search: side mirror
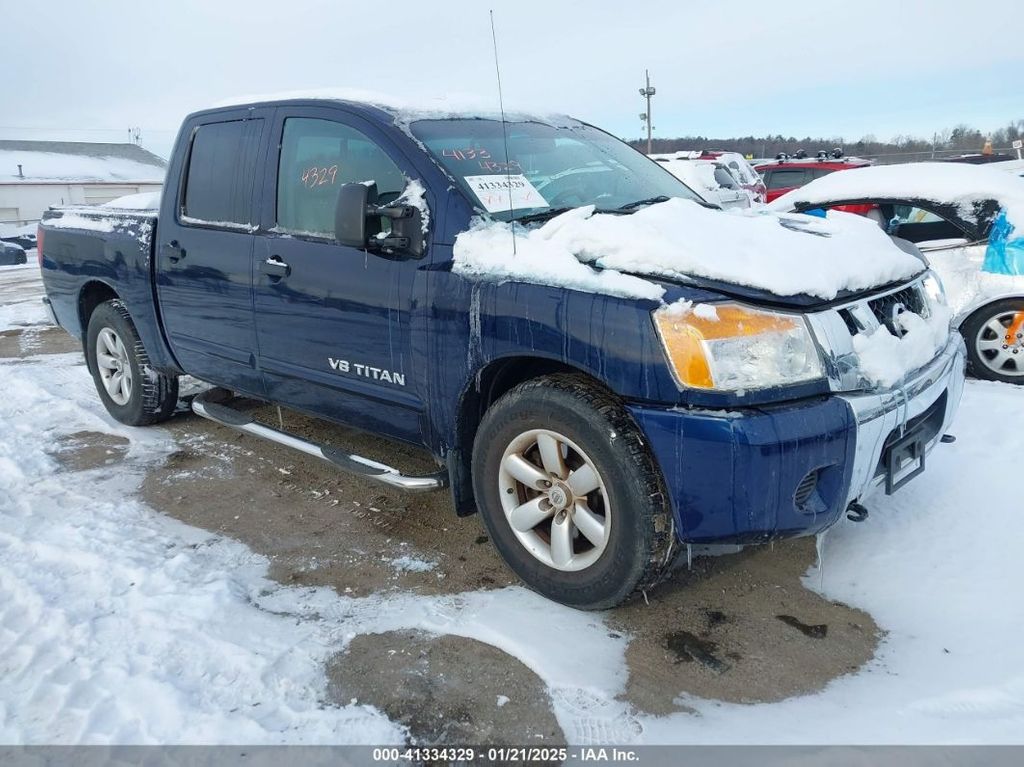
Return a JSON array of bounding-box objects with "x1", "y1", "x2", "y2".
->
[
  {"x1": 334, "y1": 182, "x2": 374, "y2": 249},
  {"x1": 334, "y1": 181, "x2": 426, "y2": 258},
  {"x1": 381, "y1": 203, "x2": 425, "y2": 258}
]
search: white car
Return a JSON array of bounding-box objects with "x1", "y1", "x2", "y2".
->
[
  {"x1": 656, "y1": 158, "x2": 751, "y2": 209},
  {"x1": 771, "y1": 162, "x2": 1024, "y2": 384},
  {"x1": 652, "y1": 150, "x2": 765, "y2": 202}
]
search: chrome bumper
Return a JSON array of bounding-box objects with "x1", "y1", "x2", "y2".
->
[{"x1": 838, "y1": 333, "x2": 966, "y2": 506}]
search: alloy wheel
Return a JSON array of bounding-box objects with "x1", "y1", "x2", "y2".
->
[
  {"x1": 975, "y1": 310, "x2": 1024, "y2": 378},
  {"x1": 497, "y1": 428, "x2": 611, "y2": 572},
  {"x1": 95, "y1": 327, "x2": 133, "y2": 405}
]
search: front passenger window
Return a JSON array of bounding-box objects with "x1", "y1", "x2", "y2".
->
[{"x1": 276, "y1": 118, "x2": 406, "y2": 238}]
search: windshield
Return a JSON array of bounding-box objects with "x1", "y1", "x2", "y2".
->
[{"x1": 409, "y1": 118, "x2": 705, "y2": 221}]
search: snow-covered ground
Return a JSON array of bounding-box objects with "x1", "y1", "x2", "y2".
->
[{"x1": 1, "y1": 262, "x2": 1022, "y2": 744}]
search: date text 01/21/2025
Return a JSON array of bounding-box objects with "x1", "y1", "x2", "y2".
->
[{"x1": 371, "y1": 746, "x2": 640, "y2": 762}]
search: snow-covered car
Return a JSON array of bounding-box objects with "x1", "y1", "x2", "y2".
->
[
  {"x1": 655, "y1": 158, "x2": 751, "y2": 209},
  {"x1": 711, "y1": 151, "x2": 767, "y2": 203},
  {"x1": 652, "y1": 150, "x2": 765, "y2": 202},
  {"x1": 0, "y1": 241, "x2": 27, "y2": 265},
  {"x1": 771, "y1": 162, "x2": 1024, "y2": 384},
  {"x1": 0, "y1": 222, "x2": 37, "y2": 251}
]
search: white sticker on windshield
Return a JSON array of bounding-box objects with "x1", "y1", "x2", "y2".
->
[{"x1": 463, "y1": 174, "x2": 548, "y2": 213}]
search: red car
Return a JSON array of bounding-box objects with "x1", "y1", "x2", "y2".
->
[{"x1": 755, "y1": 151, "x2": 872, "y2": 203}]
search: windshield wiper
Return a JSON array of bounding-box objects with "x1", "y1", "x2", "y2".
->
[
  {"x1": 617, "y1": 195, "x2": 671, "y2": 211},
  {"x1": 514, "y1": 207, "x2": 575, "y2": 224},
  {"x1": 616, "y1": 195, "x2": 721, "y2": 212}
]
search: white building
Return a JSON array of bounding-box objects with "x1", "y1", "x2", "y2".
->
[{"x1": 0, "y1": 140, "x2": 166, "y2": 226}]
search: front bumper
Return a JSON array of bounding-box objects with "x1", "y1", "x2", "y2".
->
[
  {"x1": 627, "y1": 333, "x2": 966, "y2": 544},
  {"x1": 839, "y1": 332, "x2": 965, "y2": 508}
]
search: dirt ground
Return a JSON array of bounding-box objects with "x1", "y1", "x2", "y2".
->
[{"x1": 4, "y1": 267, "x2": 880, "y2": 744}]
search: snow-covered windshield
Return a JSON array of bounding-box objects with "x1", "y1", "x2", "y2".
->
[{"x1": 410, "y1": 119, "x2": 703, "y2": 221}]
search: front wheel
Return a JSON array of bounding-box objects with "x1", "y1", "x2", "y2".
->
[
  {"x1": 86, "y1": 299, "x2": 179, "y2": 425},
  {"x1": 472, "y1": 374, "x2": 676, "y2": 610},
  {"x1": 961, "y1": 299, "x2": 1024, "y2": 384}
]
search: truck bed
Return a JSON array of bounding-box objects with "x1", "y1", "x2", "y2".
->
[{"x1": 39, "y1": 206, "x2": 177, "y2": 372}]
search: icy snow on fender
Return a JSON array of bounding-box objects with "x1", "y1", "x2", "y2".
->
[{"x1": 453, "y1": 199, "x2": 924, "y2": 301}]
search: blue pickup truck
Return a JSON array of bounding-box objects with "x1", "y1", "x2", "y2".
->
[{"x1": 38, "y1": 95, "x2": 965, "y2": 609}]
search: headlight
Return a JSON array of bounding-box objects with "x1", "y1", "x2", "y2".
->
[
  {"x1": 922, "y1": 271, "x2": 947, "y2": 307},
  {"x1": 653, "y1": 302, "x2": 824, "y2": 391}
]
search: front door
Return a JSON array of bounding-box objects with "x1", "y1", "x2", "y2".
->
[
  {"x1": 156, "y1": 111, "x2": 269, "y2": 395},
  {"x1": 252, "y1": 109, "x2": 428, "y2": 443}
]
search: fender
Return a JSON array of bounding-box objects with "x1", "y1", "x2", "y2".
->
[{"x1": 952, "y1": 290, "x2": 1024, "y2": 328}]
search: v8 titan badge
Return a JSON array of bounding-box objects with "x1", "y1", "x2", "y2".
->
[{"x1": 463, "y1": 174, "x2": 548, "y2": 213}]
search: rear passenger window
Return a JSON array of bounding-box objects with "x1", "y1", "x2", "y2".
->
[
  {"x1": 276, "y1": 118, "x2": 406, "y2": 238},
  {"x1": 766, "y1": 169, "x2": 809, "y2": 190},
  {"x1": 183, "y1": 120, "x2": 262, "y2": 227}
]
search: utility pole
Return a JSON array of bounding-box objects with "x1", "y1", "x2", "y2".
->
[{"x1": 639, "y1": 70, "x2": 655, "y2": 155}]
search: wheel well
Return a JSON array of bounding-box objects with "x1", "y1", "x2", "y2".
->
[
  {"x1": 78, "y1": 281, "x2": 119, "y2": 334},
  {"x1": 956, "y1": 295, "x2": 1024, "y2": 330},
  {"x1": 449, "y1": 357, "x2": 607, "y2": 517}
]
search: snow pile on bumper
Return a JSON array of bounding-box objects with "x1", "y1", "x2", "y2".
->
[{"x1": 853, "y1": 304, "x2": 955, "y2": 387}]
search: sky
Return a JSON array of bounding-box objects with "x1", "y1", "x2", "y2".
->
[{"x1": 2, "y1": 0, "x2": 1023, "y2": 159}]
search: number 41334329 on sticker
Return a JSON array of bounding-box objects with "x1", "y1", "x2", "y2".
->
[{"x1": 463, "y1": 174, "x2": 549, "y2": 214}]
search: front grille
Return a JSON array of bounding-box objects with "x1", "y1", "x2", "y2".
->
[
  {"x1": 867, "y1": 285, "x2": 927, "y2": 335},
  {"x1": 794, "y1": 469, "x2": 820, "y2": 509}
]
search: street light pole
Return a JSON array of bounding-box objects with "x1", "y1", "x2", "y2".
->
[{"x1": 639, "y1": 70, "x2": 655, "y2": 155}]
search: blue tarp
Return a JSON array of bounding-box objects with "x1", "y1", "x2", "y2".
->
[{"x1": 983, "y1": 209, "x2": 1024, "y2": 276}]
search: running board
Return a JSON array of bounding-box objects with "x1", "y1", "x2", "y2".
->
[{"x1": 190, "y1": 390, "x2": 447, "y2": 493}]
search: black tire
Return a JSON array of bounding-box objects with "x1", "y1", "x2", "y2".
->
[
  {"x1": 961, "y1": 298, "x2": 1024, "y2": 385},
  {"x1": 86, "y1": 299, "x2": 179, "y2": 425},
  {"x1": 472, "y1": 373, "x2": 676, "y2": 610}
]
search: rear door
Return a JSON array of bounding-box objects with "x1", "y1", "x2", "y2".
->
[
  {"x1": 157, "y1": 110, "x2": 271, "y2": 395},
  {"x1": 251, "y1": 106, "x2": 429, "y2": 443}
]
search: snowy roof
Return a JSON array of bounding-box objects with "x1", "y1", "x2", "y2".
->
[
  {"x1": 659, "y1": 159, "x2": 726, "y2": 194},
  {"x1": 214, "y1": 87, "x2": 565, "y2": 125},
  {"x1": 770, "y1": 162, "x2": 1024, "y2": 229},
  {"x1": 0, "y1": 140, "x2": 167, "y2": 184}
]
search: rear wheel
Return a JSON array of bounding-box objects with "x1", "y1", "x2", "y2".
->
[
  {"x1": 86, "y1": 299, "x2": 179, "y2": 425},
  {"x1": 472, "y1": 374, "x2": 676, "y2": 610},
  {"x1": 962, "y1": 299, "x2": 1024, "y2": 384}
]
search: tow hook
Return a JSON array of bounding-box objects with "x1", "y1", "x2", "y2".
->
[
  {"x1": 846, "y1": 501, "x2": 869, "y2": 523},
  {"x1": 941, "y1": 434, "x2": 956, "y2": 444}
]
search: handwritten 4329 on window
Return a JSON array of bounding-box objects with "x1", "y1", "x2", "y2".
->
[{"x1": 301, "y1": 165, "x2": 338, "y2": 188}]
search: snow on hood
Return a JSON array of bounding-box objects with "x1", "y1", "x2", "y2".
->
[
  {"x1": 770, "y1": 162, "x2": 1024, "y2": 229},
  {"x1": 453, "y1": 199, "x2": 924, "y2": 301}
]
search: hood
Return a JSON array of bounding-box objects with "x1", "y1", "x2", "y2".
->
[{"x1": 452, "y1": 198, "x2": 925, "y2": 305}]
